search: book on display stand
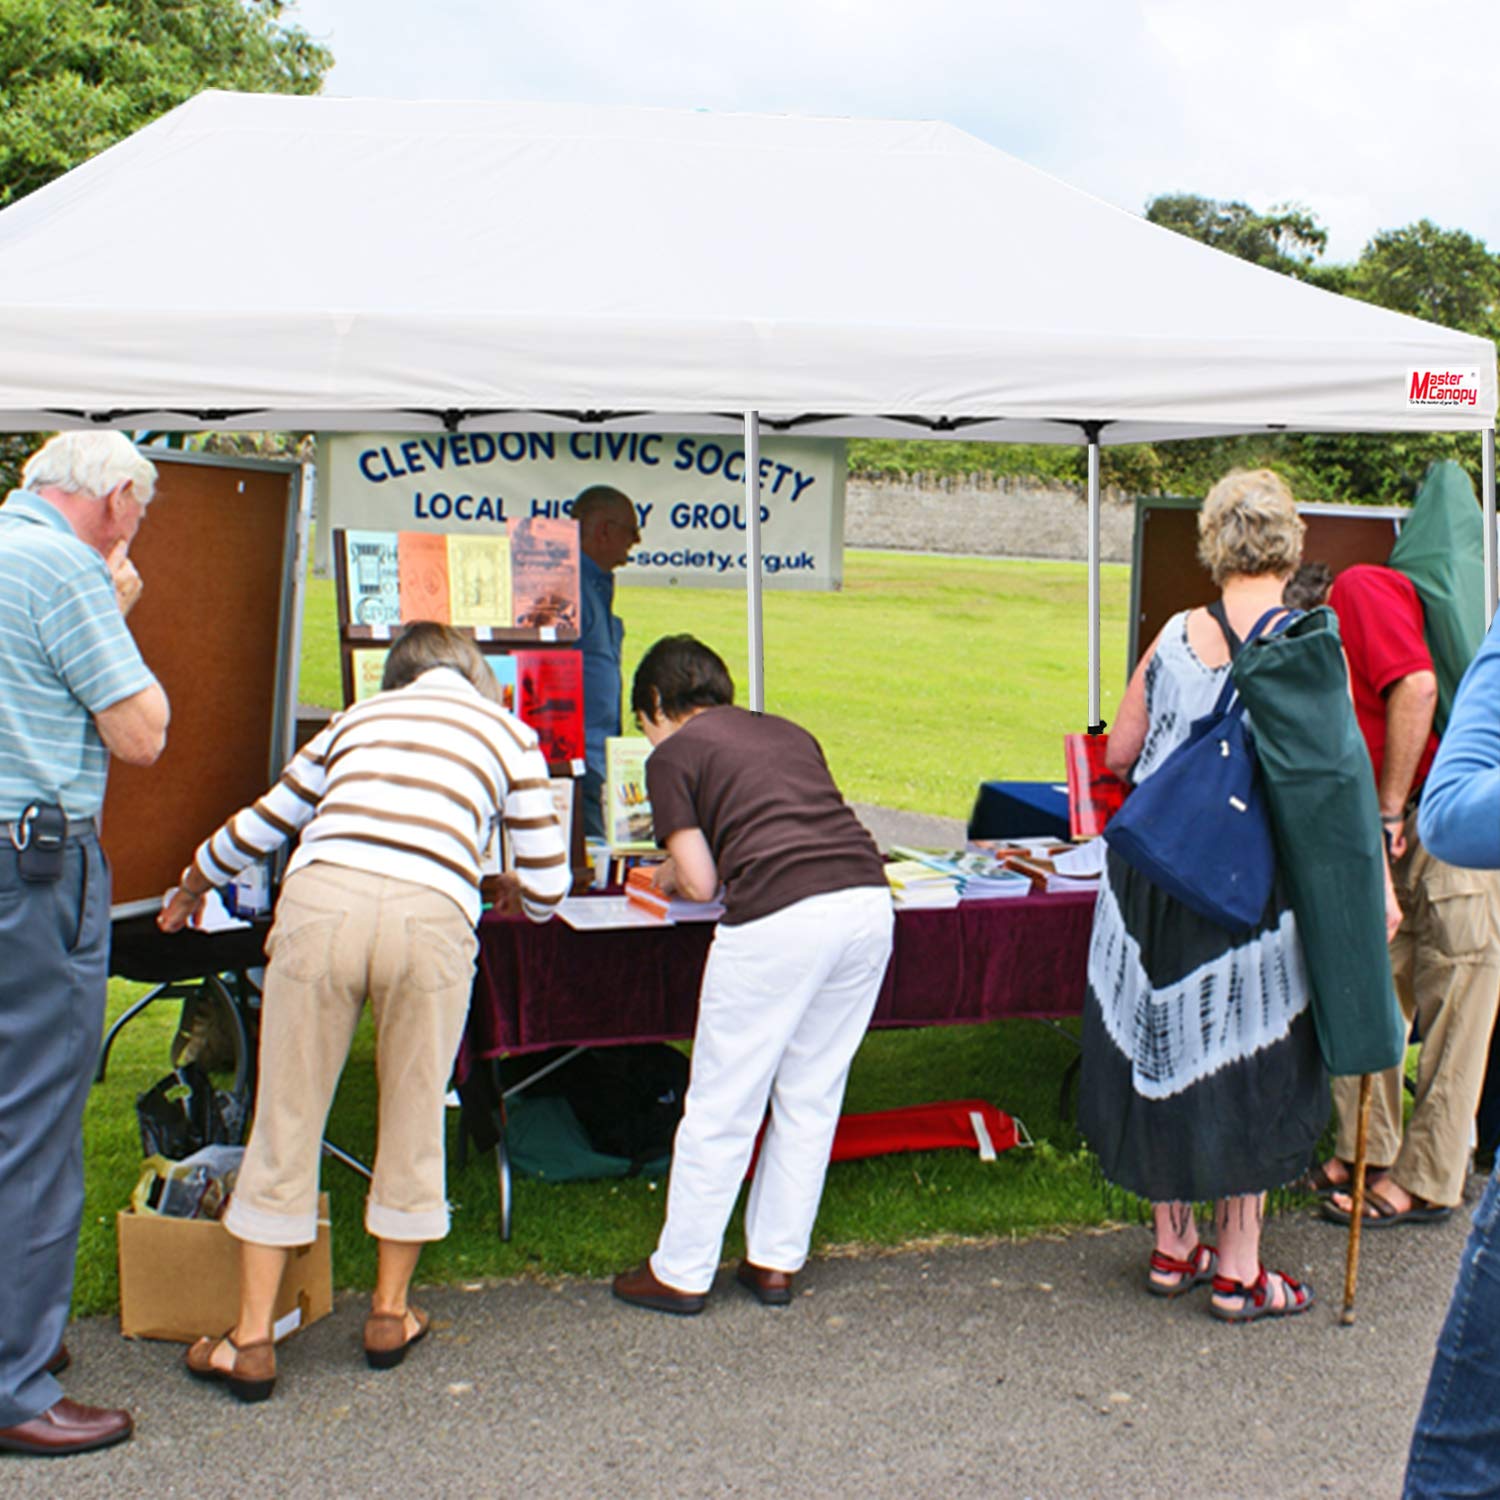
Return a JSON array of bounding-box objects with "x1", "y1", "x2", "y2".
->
[{"x1": 332, "y1": 523, "x2": 592, "y2": 891}]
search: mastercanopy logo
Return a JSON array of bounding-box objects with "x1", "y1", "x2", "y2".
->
[{"x1": 1406, "y1": 368, "x2": 1481, "y2": 408}]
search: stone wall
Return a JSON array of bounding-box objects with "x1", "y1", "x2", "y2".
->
[{"x1": 845, "y1": 473, "x2": 1135, "y2": 563}]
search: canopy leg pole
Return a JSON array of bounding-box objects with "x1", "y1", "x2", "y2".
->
[
  {"x1": 1484, "y1": 427, "x2": 1496, "y2": 624},
  {"x1": 744, "y1": 411, "x2": 766, "y2": 712},
  {"x1": 1085, "y1": 424, "x2": 1105, "y2": 735}
]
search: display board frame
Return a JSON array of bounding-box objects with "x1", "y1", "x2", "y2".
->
[
  {"x1": 1128, "y1": 496, "x2": 1410, "y2": 676},
  {"x1": 103, "y1": 450, "x2": 307, "y2": 917}
]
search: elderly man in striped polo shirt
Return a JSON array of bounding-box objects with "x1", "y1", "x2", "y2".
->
[{"x1": 0, "y1": 433, "x2": 169, "y2": 1458}]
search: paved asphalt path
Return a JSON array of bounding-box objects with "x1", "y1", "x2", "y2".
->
[{"x1": 6, "y1": 1190, "x2": 1473, "y2": 1498}]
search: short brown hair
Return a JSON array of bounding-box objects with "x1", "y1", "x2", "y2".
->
[
  {"x1": 1197, "y1": 469, "x2": 1305, "y2": 586},
  {"x1": 631, "y1": 635, "x2": 734, "y2": 721},
  {"x1": 382, "y1": 621, "x2": 505, "y2": 705}
]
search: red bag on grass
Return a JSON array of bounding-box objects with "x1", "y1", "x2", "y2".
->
[{"x1": 747, "y1": 1100, "x2": 1022, "y2": 1177}]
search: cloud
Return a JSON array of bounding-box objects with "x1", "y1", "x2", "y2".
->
[{"x1": 289, "y1": 0, "x2": 1500, "y2": 262}]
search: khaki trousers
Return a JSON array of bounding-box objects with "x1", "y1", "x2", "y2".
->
[
  {"x1": 223, "y1": 862, "x2": 477, "y2": 1247},
  {"x1": 1334, "y1": 825, "x2": 1500, "y2": 1207}
]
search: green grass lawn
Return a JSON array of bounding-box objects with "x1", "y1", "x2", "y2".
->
[{"x1": 82, "y1": 551, "x2": 1129, "y2": 1316}]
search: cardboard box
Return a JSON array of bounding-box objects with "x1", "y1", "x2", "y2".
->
[{"x1": 117, "y1": 1192, "x2": 332, "y2": 1343}]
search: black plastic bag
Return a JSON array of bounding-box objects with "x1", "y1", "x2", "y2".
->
[{"x1": 136, "y1": 1063, "x2": 239, "y2": 1159}]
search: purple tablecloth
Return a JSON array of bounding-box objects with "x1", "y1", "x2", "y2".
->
[{"x1": 460, "y1": 890, "x2": 1095, "y2": 1079}]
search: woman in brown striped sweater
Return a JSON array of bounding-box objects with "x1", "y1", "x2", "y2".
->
[{"x1": 158, "y1": 624, "x2": 570, "y2": 1401}]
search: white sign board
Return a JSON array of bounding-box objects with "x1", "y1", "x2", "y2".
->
[{"x1": 316, "y1": 431, "x2": 845, "y2": 590}]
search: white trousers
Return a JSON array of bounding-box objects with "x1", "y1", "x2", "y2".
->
[{"x1": 651, "y1": 886, "x2": 894, "y2": 1294}]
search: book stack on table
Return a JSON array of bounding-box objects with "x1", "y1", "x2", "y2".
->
[{"x1": 624, "y1": 865, "x2": 726, "y2": 923}]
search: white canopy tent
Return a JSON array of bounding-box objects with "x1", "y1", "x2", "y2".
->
[{"x1": 0, "y1": 91, "x2": 1493, "y2": 715}]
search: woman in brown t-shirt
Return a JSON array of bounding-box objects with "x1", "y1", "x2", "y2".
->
[{"x1": 612, "y1": 635, "x2": 894, "y2": 1315}]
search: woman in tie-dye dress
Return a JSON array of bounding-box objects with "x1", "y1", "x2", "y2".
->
[{"x1": 1080, "y1": 469, "x2": 1330, "y2": 1323}]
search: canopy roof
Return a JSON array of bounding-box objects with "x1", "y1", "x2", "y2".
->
[{"x1": 0, "y1": 91, "x2": 1492, "y2": 441}]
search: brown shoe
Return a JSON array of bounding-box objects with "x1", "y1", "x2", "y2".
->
[
  {"x1": 363, "y1": 1306, "x2": 430, "y2": 1370},
  {"x1": 184, "y1": 1331, "x2": 276, "y2": 1403},
  {"x1": 737, "y1": 1260, "x2": 795, "y2": 1306},
  {"x1": 0, "y1": 1397, "x2": 132, "y2": 1456},
  {"x1": 45, "y1": 1345, "x2": 70, "y2": 1377},
  {"x1": 612, "y1": 1261, "x2": 707, "y2": 1316}
]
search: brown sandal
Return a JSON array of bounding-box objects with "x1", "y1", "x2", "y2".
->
[
  {"x1": 184, "y1": 1331, "x2": 276, "y2": 1403},
  {"x1": 363, "y1": 1305, "x2": 430, "y2": 1370}
]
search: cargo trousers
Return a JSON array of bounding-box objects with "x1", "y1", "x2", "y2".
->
[{"x1": 1334, "y1": 823, "x2": 1500, "y2": 1208}]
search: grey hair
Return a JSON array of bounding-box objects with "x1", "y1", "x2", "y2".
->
[
  {"x1": 22, "y1": 432, "x2": 159, "y2": 506},
  {"x1": 1197, "y1": 469, "x2": 1305, "y2": 586}
]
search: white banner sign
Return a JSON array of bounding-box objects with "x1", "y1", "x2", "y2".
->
[{"x1": 316, "y1": 431, "x2": 845, "y2": 590}]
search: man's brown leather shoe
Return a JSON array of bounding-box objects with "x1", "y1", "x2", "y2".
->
[
  {"x1": 737, "y1": 1260, "x2": 795, "y2": 1306},
  {"x1": 0, "y1": 1398, "x2": 132, "y2": 1456},
  {"x1": 612, "y1": 1261, "x2": 706, "y2": 1315},
  {"x1": 45, "y1": 1345, "x2": 70, "y2": 1377}
]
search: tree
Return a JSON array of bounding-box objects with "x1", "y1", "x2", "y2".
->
[
  {"x1": 0, "y1": 0, "x2": 331, "y2": 209},
  {"x1": 1144, "y1": 193, "x2": 1329, "y2": 279},
  {"x1": 1348, "y1": 220, "x2": 1500, "y2": 341},
  {"x1": 0, "y1": 1, "x2": 332, "y2": 489}
]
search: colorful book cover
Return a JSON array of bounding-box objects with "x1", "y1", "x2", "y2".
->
[
  {"x1": 342, "y1": 530, "x2": 401, "y2": 627},
  {"x1": 350, "y1": 649, "x2": 389, "y2": 703},
  {"x1": 1063, "y1": 732, "x2": 1130, "y2": 840},
  {"x1": 447, "y1": 533, "x2": 512, "y2": 627},
  {"x1": 515, "y1": 649, "x2": 586, "y2": 765},
  {"x1": 604, "y1": 735, "x2": 656, "y2": 854},
  {"x1": 397, "y1": 531, "x2": 451, "y2": 624},
  {"x1": 486, "y1": 652, "x2": 518, "y2": 715},
  {"x1": 509, "y1": 516, "x2": 581, "y2": 635}
]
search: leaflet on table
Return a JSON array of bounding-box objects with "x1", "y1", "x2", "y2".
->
[
  {"x1": 887, "y1": 847, "x2": 1031, "y2": 899},
  {"x1": 556, "y1": 895, "x2": 679, "y2": 931},
  {"x1": 605, "y1": 736, "x2": 656, "y2": 853}
]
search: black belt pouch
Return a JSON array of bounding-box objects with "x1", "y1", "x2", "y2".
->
[{"x1": 15, "y1": 803, "x2": 67, "y2": 883}]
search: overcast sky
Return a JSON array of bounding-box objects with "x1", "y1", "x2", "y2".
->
[{"x1": 287, "y1": 0, "x2": 1500, "y2": 264}]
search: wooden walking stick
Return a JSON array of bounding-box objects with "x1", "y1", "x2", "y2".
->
[{"x1": 1340, "y1": 1073, "x2": 1375, "y2": 1325}]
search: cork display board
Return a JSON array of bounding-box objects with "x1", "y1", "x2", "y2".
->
[{"x1": 102, "y1": 453, "x2": 301, "y2": 912}]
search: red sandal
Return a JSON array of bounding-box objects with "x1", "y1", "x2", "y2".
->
[
  {"x1": 1209, "y1": 1266, "x2": 1314, "y2": 1323},
  {"x1": 1146, "y1": 1243, "x2": 1218, "y2": 1298}
]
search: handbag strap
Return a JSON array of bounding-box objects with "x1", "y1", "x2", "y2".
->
[{"x1": 1208, "y1": 605, "x2": 1296, "y2": 717}]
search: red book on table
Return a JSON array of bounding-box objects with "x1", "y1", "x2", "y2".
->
[{"x1": 1063, "y1": 732, "x2": 1129, "y2": 839}]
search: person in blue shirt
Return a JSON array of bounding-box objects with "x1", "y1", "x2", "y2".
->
[
  {"x1": 1405, "y1": 611, "x2": 1500, "y2": 1498},
  {"x1": 572, "y1": 485, "x2": 640, "y2": 837},
  {"x1": 0, "y1": 432, "x2": 169, "y2": 1459}
]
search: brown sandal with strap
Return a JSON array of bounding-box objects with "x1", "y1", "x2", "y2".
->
[
  {"x1": 184, "y1": 1331, "x2": 276, "y2": 1403},
  {"x1": 363, "y1": 1305, "x2": 430, "y2": 1370}
]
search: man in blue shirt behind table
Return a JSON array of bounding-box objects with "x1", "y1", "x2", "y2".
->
[
  {"x1": 0, "y1": 433, "x2": 169, "y2": 1458},
  {"x1": 572, "y1": 485, "x2": 641, "y2": 839}
]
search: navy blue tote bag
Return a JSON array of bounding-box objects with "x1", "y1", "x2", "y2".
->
[{"x1": 1103, "y1": 608, "x2": 1288, "y2": 932}]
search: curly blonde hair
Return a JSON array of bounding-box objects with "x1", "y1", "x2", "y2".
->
[{"x1": 1196, "y1": 469, "x2": 1305, "y2": 586}]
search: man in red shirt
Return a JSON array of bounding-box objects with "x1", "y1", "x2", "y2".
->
[{"x1": 1318, "y1": 564, "x2": 1500, "y2": 1225}]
